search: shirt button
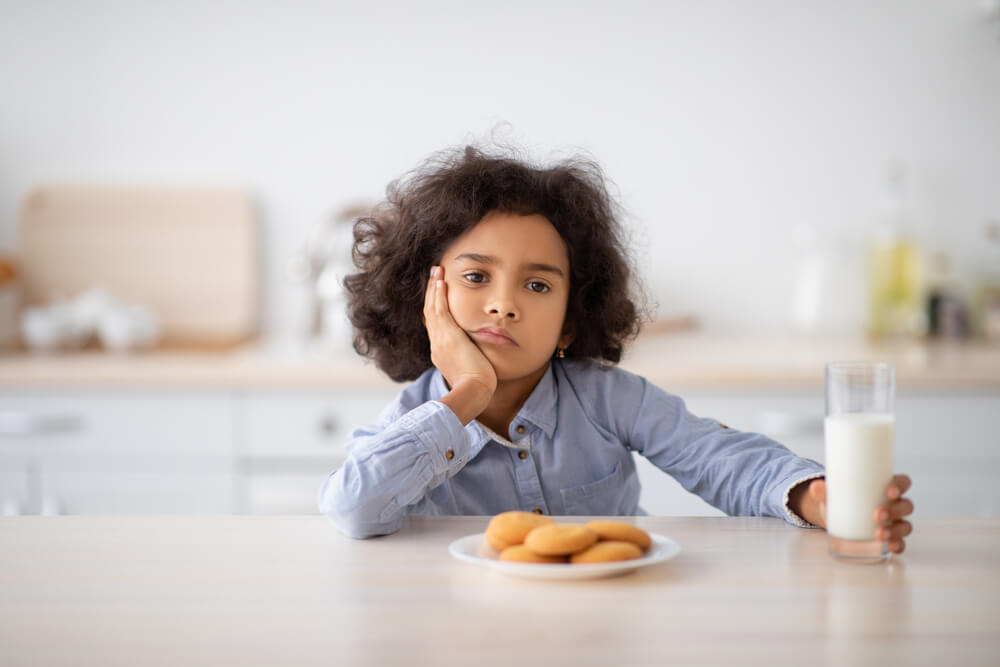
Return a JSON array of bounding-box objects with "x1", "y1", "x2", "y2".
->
[
  {"x1": 518, "y1": 450, "x2": 528, "y2": 460},
  {"x1": 515, "y1": 425, "x2": 526, "y2": 434},
  {"x1": 445, "y1": 449, "x2": 455, "y2": 461},
  {"x1": 532, "y1": 508, "x2": 543, "y2": 515}
]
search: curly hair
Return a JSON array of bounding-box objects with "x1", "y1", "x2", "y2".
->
[{"x1": 345, "y1": 144, "x2": 645, "y2": 382}]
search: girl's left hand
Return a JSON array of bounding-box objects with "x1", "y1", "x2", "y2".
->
[
  {"x1": 797, "y1": 474, "x2": 915, "y2": 554},
  {"x1": 872, "y1": 474, "x2": 915, "y2": 553}
]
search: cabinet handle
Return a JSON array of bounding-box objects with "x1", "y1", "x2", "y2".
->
[
  {"x1": 318, "y1": 415, "x2": 339, "y2": 439},
  {"x1": 0, "y1": 412, "x2": 85, "y2": 437},
  {"x1": 41, "y1": 496, "x2": 63, "y2": 516},
  {"x1": 2, "y1": 497, "x2": 23, "y2": 516}
]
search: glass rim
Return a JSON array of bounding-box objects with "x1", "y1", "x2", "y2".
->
[{"x1": 825, "y1": 360, "x2": 895, "y2": 373}]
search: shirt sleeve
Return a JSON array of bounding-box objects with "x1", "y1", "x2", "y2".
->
[
  {"x1": 782, "y1": 471, "x2": 827, "y2": 528},
  {"x1": 621, "y1": 373, "x2": 826, "y2": 524},
  {"x1": 317, "y1": 400, "x2": 470, "y2": 539}
]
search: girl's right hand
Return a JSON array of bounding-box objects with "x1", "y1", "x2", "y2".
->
[{"x1": 423, "y1": 266, "x2": 497, "y2": 424}]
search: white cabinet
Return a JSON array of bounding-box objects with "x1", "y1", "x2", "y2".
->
[
  {"x1": 0, "y1": 462, "x2": 30, "y2": 515},
  {"x1": 634, "y1": 388, "x2": 1000, "y2": 518},
  {"x1": 0, "y1": 387, "x2": 396, "y2": 516},
  {"x1": 2, "y1": 383, "x2": 995, "y2": 518},
  {"x1": 0, "y1": 391, "x2": 236, "y2": 515},
  {"x1": 234, "y1": 389, "x2": 392, "y2": 514}
]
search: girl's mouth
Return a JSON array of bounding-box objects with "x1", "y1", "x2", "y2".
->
[{"x1": 471, "y1": 327, "x2": 518, "y2": 346}]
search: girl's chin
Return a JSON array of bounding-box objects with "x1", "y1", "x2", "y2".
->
[{"x1": 488, "y1": 359, "x2": 553, "y2": 385}]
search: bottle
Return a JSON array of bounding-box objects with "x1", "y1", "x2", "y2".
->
[
  {"x1": 925, "y1": 249, "x2": 970, "y2": 340},
  {"x1": 0, "y1": 255, "x2": 17, "y2": 349},
  {"x1": 867, "y1": 160, "x2": 926, "y2": 339},
  {"x1": 973, "y1": 221, "x2": 1000, "y2": 343}
]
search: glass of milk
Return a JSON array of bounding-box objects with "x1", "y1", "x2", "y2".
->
[{"x1": 824, "y1": 361, "x2": 895, "y2": 561}]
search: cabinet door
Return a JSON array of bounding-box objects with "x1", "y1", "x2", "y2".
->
[
  {"x1": 0, "y1": 390, "x2": 235, "y2": 457},
  {"x1": 235, "y1": 389, "x2": 395, "y2": 514},
  {"x1": 41, "y1": 457, "x2": 234, "y2": 515},
  {"x1": 238, "y1": 390, "x2": 393, "y2": 460},
  {"x1": 0, "y1": 390, "x2": 236, "y2": 515},
  {"x1": 0, "y1": 461, "x2": 31, "y2": 516}
]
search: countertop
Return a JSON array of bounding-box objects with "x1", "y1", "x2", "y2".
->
[
  {"x1": 2, "y1": 334, "x2": 999, "y2": 390},
  {"x1": 0, "y1": 515, "x2": 997, "y2": 666}
]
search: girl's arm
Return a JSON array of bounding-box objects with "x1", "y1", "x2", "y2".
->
[
  {"x1": 425, "y1": 265, "x2": 496, "y2": 422},
  {"x1": 608, "y1": 370, "x2": 825, "y2": 522},
  {"x1": 319, "y1": 266, "x2": 496, "y2": 539},
  {"x1": 317, "y1": 398, "x2": 472, "y2": 538}
]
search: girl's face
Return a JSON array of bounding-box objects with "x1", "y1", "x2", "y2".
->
[{"x1": 439, "y1": 211, "x2": 572, "y2": 384}]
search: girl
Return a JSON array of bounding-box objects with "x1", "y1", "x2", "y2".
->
[{"x1": 318, "y1": 145, "x2": 914, "y2": 551}]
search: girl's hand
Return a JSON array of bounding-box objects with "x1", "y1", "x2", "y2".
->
[
  {"x1": 872, "y1": 474, "x2": 914, "y2": 554},
  {"x1": 794, "y1": 474, "x2": 915, "y2": 554},
  {"x1": 423, "y1": 266, "x2": 497, "y2": 424}
]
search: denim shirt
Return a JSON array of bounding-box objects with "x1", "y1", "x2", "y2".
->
[{"x1": 319, "y1": 358, "x2": 825, "y2": 539}]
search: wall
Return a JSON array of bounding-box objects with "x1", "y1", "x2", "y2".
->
[{"x1": 1, "y1": 0, "x2": 998, "y2": 340}]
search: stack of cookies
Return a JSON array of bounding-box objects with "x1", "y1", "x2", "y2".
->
[{"x1": 485, "y1": 511, "x2": 652, "y2": 564}]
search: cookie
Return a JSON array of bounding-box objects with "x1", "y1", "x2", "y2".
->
[
  {"x1": 498, "y1": 545, "x2": 569, "y2": 564},
  {"x1": 523, "y1": 524, "x2": 598, "y2": 556},
  {"x1": 584, "y1": 520, "x2": 652, "y2": 550},
  {"x1": 569, "y1": 540, "x2": 644, "y2": 564},
  {"x1": 485, "y1": 511, "x2": 555, "y2": 551}
]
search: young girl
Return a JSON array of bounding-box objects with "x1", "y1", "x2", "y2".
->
[{"x1": 318, "y1": 145, "x2": 914, "y2": 551}]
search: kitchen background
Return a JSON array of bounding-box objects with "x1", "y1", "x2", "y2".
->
[{"x1": 1, "y1": 0, "x2": 998, "y2": 518}]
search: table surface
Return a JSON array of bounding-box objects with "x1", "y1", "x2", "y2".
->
[{"x1": 1, "y1": 516, "x2": 998, "y2": 666}]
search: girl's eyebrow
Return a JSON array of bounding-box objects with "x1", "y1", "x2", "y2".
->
[{"x1": 453, "y1": 253, "x2": 565, "y2": 278}]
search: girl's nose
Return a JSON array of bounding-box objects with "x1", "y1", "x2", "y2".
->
[{"x1": 485, "y1": 290, "x2": 519, "y2": 321}]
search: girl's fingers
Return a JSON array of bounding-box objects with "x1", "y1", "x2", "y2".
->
[
  {"x1": 887, "y1": 474, "x2": 912, "y2": 500},
  {"x1": 875, "y1": 498, "x2": 914, "y2": 523},
  {"x1": 876, "y1": 521, "x2": 912, "y2": 542},
  {"x1": 435, "y1": 276, "x2": 447, "y2": 317},
  {"x1": 424, "y1": 266, "x2": 438, "y2": 318},
  {"x1": 425, "y1": 266, "x2": 450, "y2": 322}
]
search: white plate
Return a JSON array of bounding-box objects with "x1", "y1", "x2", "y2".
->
[{"x1": 448, "y1": 531, "x2": 681, "y2": 580}]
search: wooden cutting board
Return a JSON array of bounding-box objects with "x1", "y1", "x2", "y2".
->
[{"x1": 20, "y1": 187, "x2": 258, "y2": 348}]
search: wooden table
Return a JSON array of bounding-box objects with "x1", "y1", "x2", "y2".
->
[{"x1": 1, "y1": 516, "x2": 997, "y2": 666}]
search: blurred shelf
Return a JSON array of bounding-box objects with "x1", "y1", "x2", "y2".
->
[
  {"x1": 0, "y1": 334, "x2": 998, "y2": 390},
  {"x1": 621, "y1": 333, "x2": 1000, "y2": 390}
]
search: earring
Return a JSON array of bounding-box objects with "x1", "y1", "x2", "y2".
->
[{"x1": 556, "y1": 347, "x2": 565, "y2": 359}]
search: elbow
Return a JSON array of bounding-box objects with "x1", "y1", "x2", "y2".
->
[{"x1": 317, "y1": 473, "x2": 400, "y2": 540}]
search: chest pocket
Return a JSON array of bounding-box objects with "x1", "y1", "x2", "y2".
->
[{"x1": 559, "y1": 461, "x2": 638, "y2": 515}]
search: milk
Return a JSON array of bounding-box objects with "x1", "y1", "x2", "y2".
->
[{"x1": 824, "y1": 413, "x2": 895, "y2": 540}]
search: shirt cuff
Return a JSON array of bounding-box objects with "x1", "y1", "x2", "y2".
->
[
  {"x1": 407, "y1": 400, "x2": 469, "y2": 472},
  {"x1": 783, "y1": 472, "x2": 826, "y2": 528}
]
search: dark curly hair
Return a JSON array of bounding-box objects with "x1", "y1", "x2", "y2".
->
[{"x1": 345, "y1": 144, "x2": 645, "y2": 382}]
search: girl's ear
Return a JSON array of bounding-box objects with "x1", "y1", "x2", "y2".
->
[{"x1": 558, "y1": 329, "x2": 575, "y2": 351}]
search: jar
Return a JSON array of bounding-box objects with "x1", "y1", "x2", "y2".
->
[{"x1": 0, "y1": 256, "x2": 18, "y2": 349}]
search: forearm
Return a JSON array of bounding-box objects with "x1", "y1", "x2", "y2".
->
[
  {"x1": 318, "y1": 401, "x2": 466, "y2": 538},
  {"x1": 787, "y1": 477, "x2": 826, "y2": 528},
  {"x1": 439, "y1": 378, "x2": 493, "y2": 425}
]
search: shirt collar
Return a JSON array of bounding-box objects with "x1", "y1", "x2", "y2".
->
[{"x1": 428, "y1": 363, "x2": 559, "y2": 440}]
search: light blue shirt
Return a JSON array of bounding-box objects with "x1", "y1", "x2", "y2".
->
[{"x1": 318, "y1": 359, "x2": 824, "y2": 539}]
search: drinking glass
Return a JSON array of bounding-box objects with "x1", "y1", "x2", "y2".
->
[{"x1": 824, "y1": 361, "x2": 896, "y2": 561}]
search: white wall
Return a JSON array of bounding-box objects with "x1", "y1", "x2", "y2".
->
[{"x1": 2, "y1": 0, "x2": 998, "y2": 340}]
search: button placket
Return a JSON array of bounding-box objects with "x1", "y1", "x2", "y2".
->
[{"x1": 511, "y1": 433, "x2": 545, "y2": 514}]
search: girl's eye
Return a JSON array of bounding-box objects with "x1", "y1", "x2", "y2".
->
[
  {"x1": 526, "y1": 281, "x2": 550, "y2": 293},
  {"x1": 463, "y1": 272, "x2": 487, "y2": 284}
]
